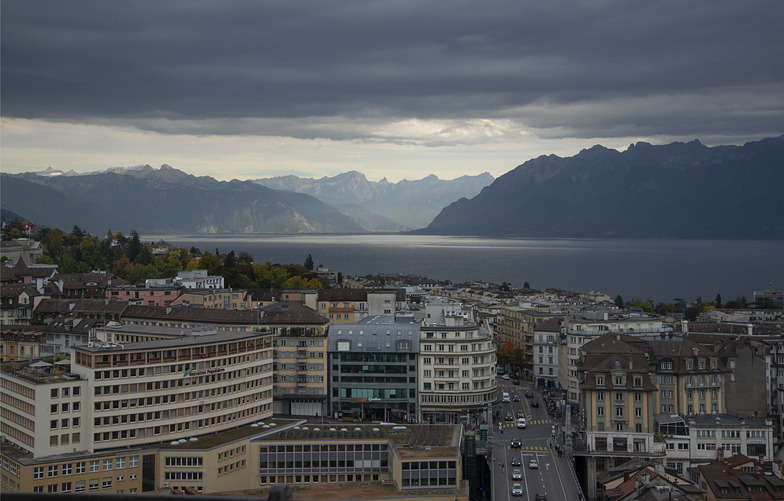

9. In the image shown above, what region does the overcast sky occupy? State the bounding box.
[2,0,782,182]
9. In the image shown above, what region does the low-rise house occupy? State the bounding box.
[169,288,250,310]
[696,452,784,501]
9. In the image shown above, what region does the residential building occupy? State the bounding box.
[169,289,250,310]
[576,333,664,501]
[106,284,184,306]
[533,318,561,388]
[696,452,784,501]
[562,309,671,406]
[49,272,127,299]
[419,307,496,425]
[328,316,420,422]
[316,289,406,324]
[656,413,774,474]
[1,284,45,326]
[0,328,43,362]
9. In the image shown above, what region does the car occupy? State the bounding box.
[528,458,539,469]
[524,390,533,398]
[502,374,511,380]
[513,378,520,385]
[502,392,511,403]
[506,412,514,421]
[535,494,547,501]
[530,399,539,407]
[511,483,524,496]
[517,410,525,418]
[511,468,522,480]
[517,418,527,429]
[511,437,522,448]
[511,456,522,466]
[512,395,521,402]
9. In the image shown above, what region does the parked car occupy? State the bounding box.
[528,458,539,469]
[511,437,522,448]
[511,468,522,480]
[511,483,524,496]
[511,456,522,466]
[517,418,527,429]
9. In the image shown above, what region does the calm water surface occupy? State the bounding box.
[143,234,784,303]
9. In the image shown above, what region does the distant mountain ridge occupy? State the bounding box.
[417,135,784,239]
[1,166,366,235]
[254,171,495,229]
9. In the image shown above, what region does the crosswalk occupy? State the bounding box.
[506,445,550,452]
[501,419,551,428]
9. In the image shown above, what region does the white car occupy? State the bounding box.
[517,418,526,429]
[502,392,511,403]
[511,483,524,496]
[511,468,522,480]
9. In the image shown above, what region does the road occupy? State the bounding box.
[490,376,583,501]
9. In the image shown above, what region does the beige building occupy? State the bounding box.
[0,329,274,495]
[169,289,251,310]
[419,305,496,425]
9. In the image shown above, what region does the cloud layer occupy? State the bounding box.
[2,0,782,180]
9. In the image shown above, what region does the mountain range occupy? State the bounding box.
[418,135,784,239]
[3,135,781,238]
[253,171,494,229]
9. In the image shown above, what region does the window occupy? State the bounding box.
[615,376,623,385]
[89,479,99,491]
[62,464,72,475]
[616,407,623,417]
[102,477,112,489]
[596,376,604,386]
[48,465,58,477]
[89,461,99,472]
[62,482,72,493]
[597,406,604,416]
[102,459,113,471]
[116,458,125,469]
[615,392,623,401]
[75,481,86,492]
[635,407,642,417]
[128,456,139,468]
[597,391,604,401]
[34,467,44,479]
[75,462,86,474]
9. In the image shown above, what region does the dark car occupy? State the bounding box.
[512,395,521,402]
[511,456,522,466]
[535,494,547,501]
[517,409,525,418]
[506,412,515,421]
[511,437,522,448]
[530,399,539,407]
[513,379,520,385]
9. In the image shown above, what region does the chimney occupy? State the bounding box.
[760,453,766,466]
[717,447,725,461]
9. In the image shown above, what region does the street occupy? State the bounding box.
[490,376,583,501]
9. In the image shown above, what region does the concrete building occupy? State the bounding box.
[562,309,671,406]
[576,333,665,501]
[419,307,496,425]
[656,413,774,474]
[328,316,420,422]
[0,328,274,495]
[533,318,561,388]
[106,284,184,306]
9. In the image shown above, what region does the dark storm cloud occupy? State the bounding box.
[2,0,782,140]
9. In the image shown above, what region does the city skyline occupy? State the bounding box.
[2,0,782,182]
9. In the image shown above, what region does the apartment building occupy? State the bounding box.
[577,333,663,501]
[656,413,774,474]
[106,284,183,306]
[419,306,496,426]
[317,289,406,324]
[170,289,250,310]
[561,309,671,406]
[532,318,561,388]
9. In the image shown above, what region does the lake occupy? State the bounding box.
[142,234,784,304]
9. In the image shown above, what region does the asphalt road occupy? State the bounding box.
[490,376,583,501]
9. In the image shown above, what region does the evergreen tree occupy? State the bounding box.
[714,294,722,308]
[304,253,314,271]
[615,295,624,309]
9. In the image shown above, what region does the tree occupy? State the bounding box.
[714,294,722,308]
[614,295,624,309]
[126,230,142,262]
[523,281,530,289]
[304,254,314,271]
[70,225,86,239]
[223,250,236,268]
[198,251,222,276]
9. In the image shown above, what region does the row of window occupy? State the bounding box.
[32,478,138,493]
[49,386,82,398]
[33,457,139,478]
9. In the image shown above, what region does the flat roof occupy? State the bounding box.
[75,330,267,353]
